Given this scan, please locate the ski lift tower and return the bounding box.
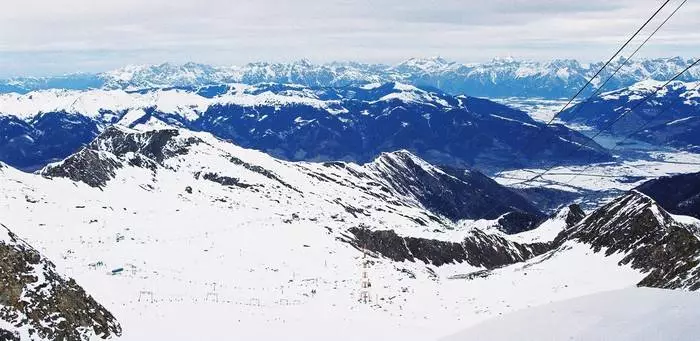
[359,226,372,304]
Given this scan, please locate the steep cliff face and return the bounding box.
[0,223,121,340]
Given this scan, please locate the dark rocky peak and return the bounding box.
[635,172,700,219]
[0,223,121,339]
[89,126,199,163]
[497,211,545,234]
[41,149,122,188]
[347,226,549,269]
[556,191,700,291]
[557,191,675,242]
[41,126,202,187]
[365,150,546,230]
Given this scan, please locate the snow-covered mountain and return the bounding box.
[1,121,700,339]
[559,80,700,151]
[2,57,698,98]
[40,125,545,226]
[0,83,610,171]
[555,190,700,290]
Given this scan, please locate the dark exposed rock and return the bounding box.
[348,227,549,269]
[0,223,121,339]
[0,329,19,341]
[635,172,700,219]
[94,127,192,163]
[41,126,200,188]
[201,172,252,189]
[564,204,586,227]
[228,156,300,193]
[497,211,542,234]
[42,149,121,188]
[555,191,700,291]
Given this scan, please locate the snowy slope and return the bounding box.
[442,287,700,341]
[2,124,699,340]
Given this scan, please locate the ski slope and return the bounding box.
[443,287,700,341]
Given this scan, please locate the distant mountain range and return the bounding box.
[2,57,699,98]
[560,80,700,151]
[0,82,610,171]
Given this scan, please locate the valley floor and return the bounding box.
[494,144,700,210]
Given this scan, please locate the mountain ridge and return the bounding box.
[0,83,611,171]
[3,57,698,98]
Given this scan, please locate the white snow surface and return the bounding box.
[0,125,682,341]
[443,287,700,341]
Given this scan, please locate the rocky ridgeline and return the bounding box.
[348,189,700,292]
[347,227,550,269]
[556,191,700,291]
[42,127,199,187]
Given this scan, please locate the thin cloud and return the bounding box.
[0,0,698,76]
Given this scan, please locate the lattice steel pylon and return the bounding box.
[359,245,371,304]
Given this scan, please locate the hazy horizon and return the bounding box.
[2,55,699,79]
[2,0,699,77]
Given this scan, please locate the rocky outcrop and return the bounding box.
[564,204,586,227]
[42,126,200,188]
[0,223,121,339]
[42,149,121,188]
[556,191,700,291]
[348,227,549,269]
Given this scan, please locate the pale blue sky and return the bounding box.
[1,0,698,77]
